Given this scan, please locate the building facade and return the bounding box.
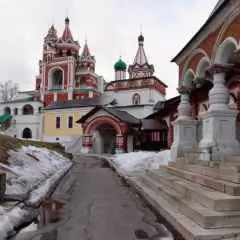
[79,34,168,154]
[169,0,240,159]
[0,91,43,139]
[0,18,168,150]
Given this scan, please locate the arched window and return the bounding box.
[4,107,11,115]
[22,128,32,139]
[51,68,63,90]
[14,108,18,115]
[132,93,141,105]
[22,104,34,115]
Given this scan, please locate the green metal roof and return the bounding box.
[0,114,12,124]
[114,58,127,71]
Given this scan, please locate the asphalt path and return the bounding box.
[13,155,172,240]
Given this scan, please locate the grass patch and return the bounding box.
[0,134,72,164]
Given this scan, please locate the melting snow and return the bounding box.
[0,145,72,239]
[112,150,171,176]
[5,146,71,196]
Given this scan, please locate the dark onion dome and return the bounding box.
[114,58,127,71]
[138,34,144,42]
[65,17,70,24]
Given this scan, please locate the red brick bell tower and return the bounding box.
[35,18,101,107]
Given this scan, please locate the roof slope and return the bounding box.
[77,106,140,125]
[45,95,114,110]
[209,0,226,17]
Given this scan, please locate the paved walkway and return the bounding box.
[13,155,172,240]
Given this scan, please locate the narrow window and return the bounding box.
[56,116,60,129]
[68,116,73,129]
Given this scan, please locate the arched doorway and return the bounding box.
[22,128,32,139]
[83,115,125,154]
[93,124,117,154]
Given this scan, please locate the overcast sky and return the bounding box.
[0,0,218,98]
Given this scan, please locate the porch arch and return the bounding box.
[84,116,122,135]
[214,37,238,64]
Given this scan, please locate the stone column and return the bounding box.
[115,135,125,154]
[171,87,198,160]
[82,135,93,153]
[199,64,240,159]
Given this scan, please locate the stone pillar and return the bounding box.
[167,123,173,149]
[199,64,240,159]
[68,87,73,100]
[171,87,198,160]
[116,135,125,154]
[82,135,93,153]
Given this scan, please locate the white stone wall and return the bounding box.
[0,101,43,140]
[106,88,165,107]
[43,135,80,143]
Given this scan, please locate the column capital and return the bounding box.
[206,63,233,76]
[177,85,193,94]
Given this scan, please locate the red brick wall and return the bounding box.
[44,94,54,107]
[57,93,68,102]
[179,14,240,82]
[222,15,240,43]
[188,53,205,72]
[179,25,222,82]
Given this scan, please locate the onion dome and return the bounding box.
[138,34,144,43]
[114,58,127,71]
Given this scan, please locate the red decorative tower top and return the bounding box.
[36,18,102,106]
[61,17,73,41]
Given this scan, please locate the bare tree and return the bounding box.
[0,80,19,103]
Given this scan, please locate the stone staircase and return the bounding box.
[128,155,240,240]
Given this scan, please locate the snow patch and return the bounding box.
[0,206,28,240]
[112,150,171,176]
[5,146,71,196]
[0,145,72,239]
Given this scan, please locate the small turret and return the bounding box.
[114,57,127,80]
[44,25,58,44]
[78,41,95,72]
[128,33,154,79]
[56,17,80,57]
[61,17,73,42]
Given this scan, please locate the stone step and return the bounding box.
[128,176,240,240]
[139,175,240,229]
[146,170,240,211]
[166,165,240,196]
[170,161,240,184]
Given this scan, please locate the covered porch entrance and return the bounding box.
[93,124,117,154]
[78,107,140,154]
